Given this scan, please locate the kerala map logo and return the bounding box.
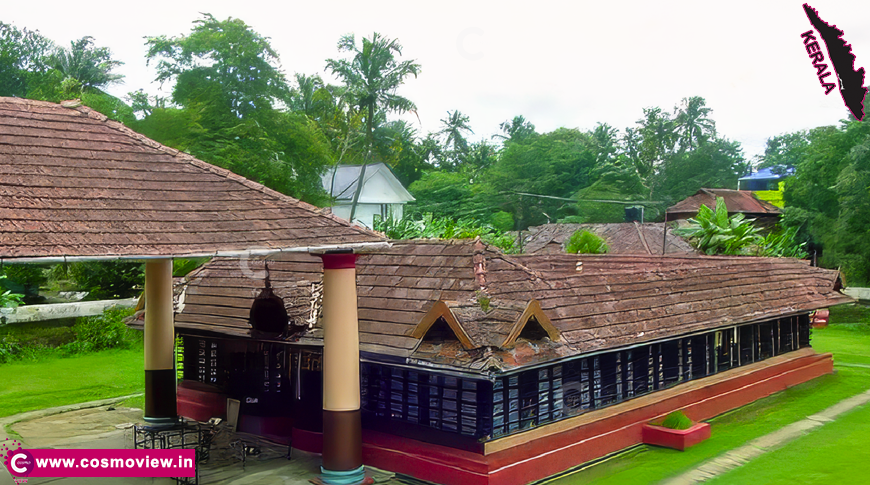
[801,3,867,120]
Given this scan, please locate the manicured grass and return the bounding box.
[704,313,870,485]
[705,401,870,484]
[547,306,870,485]
[0,344,144,418]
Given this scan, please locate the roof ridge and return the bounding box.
[60,101,383,241]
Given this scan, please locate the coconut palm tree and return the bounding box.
[50,36,123,95]
[674,96,716,151]
[325,32,420,223]
[437,110,473,153]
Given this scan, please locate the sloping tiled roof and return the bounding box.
[171,239,850,373]
[522,222,697,255]
[0,97,383,260]
[667,188,782,217]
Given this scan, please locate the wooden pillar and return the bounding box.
[144,258,177,424]
[319,253,367,485]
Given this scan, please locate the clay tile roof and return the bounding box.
[172,239,850,373]
[0,97,383,260]
[514,253,849,356]
[667,188,782,217]
[523,222,697,255]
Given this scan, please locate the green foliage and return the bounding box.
[138,15,333,205]
[374,213,516,253]
[146,14,288,120]
[565,230,609,254]
[1,264,47,288]
[661,410,694,430]
[0,22,55,98]
[67,306,138,353]
[758,132,808,171]
[650,137,749,204]
[489,127,600,227]
[674,197,762,255]
[49,36,123,94]
[408,170,495,220]
[173,258,210,277]
[490,211,515,232]
[573,157,650,223]
[68,261,144,300]
[326,32,421,221]
[779,119,870,285]
[325,32,420,146]
[0,306,137,363]
[759,226,808,259]
[0,275,25,310]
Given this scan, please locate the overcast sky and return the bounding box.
[4,0,868,161]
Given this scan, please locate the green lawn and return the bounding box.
[706,402,870,484]
[547,306,870,485]
[0,344,144,418]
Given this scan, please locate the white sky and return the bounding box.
[3,0,868,161]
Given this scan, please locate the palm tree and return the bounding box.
[637,106,677,175]
[674,96,716,151]
[326,33,420,223]
[50,36,123,95]
[437,110,473,153]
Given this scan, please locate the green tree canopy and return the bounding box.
[0,22,54,98]
[137,15,331,205]
[146,13,289,122]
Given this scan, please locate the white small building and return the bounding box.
[321,162,415,229]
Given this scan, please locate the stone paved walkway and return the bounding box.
[662,388,870,484]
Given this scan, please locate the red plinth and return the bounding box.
[642,422,711,451]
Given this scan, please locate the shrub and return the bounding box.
[374,213,518,253]
[661,410,694,430]
[1,264,48,294]
[759,226,809,258]
[490,211,515,232]
[0,334,21,364]
[0,275,26,311]
[565,230,609,254]
[6,325,76,349]
[70,306,138,352]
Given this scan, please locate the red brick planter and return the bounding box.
[642,422,711,451]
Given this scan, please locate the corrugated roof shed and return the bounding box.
[0,97,383,260]
[171,240,850,373]
[667,188,782,218]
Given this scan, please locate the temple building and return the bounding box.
[159,239,849,485]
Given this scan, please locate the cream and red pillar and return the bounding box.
[319,252,365,485]
[144,258,177,424]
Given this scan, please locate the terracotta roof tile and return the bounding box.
[523,222,696,255]
[170,240,850,372]
[667,188,782,216]
[0,97,383,260]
